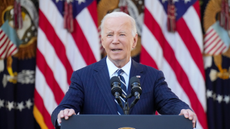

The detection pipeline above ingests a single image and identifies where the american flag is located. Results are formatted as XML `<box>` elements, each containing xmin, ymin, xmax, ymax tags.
<box><xmin>140</xmin><ymin>0</ymin><xmax>207</xmax><ymax>129</ymax></box>
<box><xmin>33</xmin><ymin>0</ymin><xmax>100</xmax><ymax>128</ymax></box>
<box><xmin>0</xmin><ymin>22</ymin><xmax>18</xmax><ymax>59</ymax></box>
<box><xmin>204</xmin><ymin>22</ymin><xmax>228</xmax><ymax>55</ymax></box>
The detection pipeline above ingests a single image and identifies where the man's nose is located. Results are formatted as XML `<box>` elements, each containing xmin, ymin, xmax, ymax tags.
<box><xmin>112</xmin><ymin>35</ymin><xmax>119</xmax><ymax>43</ymax></box>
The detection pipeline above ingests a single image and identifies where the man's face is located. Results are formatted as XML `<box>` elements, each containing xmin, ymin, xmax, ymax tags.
<box><xmin>101</xmin><ymin>16</ymin><xmax>137</xmax><ymax>67</ymax></box>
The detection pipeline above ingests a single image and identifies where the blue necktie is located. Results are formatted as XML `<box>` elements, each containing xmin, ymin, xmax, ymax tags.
<box><xmin>116</xmin><ymin>69</ymin><xmax>127</xmax><ymax>114</ymax></box>
<box><xmin>117</xmin><ymin>69</ymin><xmax>127</xmax><ymax>94</ymax></box>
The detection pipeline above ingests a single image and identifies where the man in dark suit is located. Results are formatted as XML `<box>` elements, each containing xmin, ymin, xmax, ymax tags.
<box><xmin>51</xmin><ymin>12</ymin><xmax>197</xmax><ymax>128</ymax></box>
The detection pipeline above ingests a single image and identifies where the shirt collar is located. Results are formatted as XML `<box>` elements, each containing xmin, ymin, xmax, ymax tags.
<box><xmin>106</xmin><ymin>57</ymin><xmax>131</xmax><ymax>78</ymax></box>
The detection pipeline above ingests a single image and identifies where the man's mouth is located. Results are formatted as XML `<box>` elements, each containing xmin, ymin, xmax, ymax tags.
<box><xmin>111</xmin><ymin>49</ymin><xmax>122</xmax><ymax>51</ymax></box>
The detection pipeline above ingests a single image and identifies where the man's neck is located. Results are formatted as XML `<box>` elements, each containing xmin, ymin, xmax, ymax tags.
<box><xmin>108</xmin><ymin>58</ymin><xmax>130</xmax><ymax>68</ymax></box>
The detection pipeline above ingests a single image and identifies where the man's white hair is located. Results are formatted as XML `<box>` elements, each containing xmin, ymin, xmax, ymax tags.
<box><xmin>100</xmin><ymin>12</ymin><xmax>137</xmax><ymax>37</ymax></box>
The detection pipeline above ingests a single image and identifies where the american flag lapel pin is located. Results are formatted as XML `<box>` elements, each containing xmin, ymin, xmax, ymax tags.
<box><xmin>136</xmin><ymin>75</ymin><xmax>141</xmax><ymax>78</ymax></box>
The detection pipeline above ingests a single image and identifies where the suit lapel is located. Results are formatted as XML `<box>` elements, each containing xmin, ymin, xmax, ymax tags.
<box><xmin>92</xmin><ymin>58</ymin><xmax>145</xmax><ymax>114</ymax></box>
<box><xmin>128</xmin><ymin>59</ymin><xmax>145</xmax><ymax>113</ymax></box>
<box><xmin>93</xmin><ymin>58</ymin><xmax>117</xmax><ymax>114</ymax></box>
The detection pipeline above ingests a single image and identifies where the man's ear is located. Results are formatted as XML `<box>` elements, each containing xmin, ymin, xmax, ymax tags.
<box><xmin>132</xmin><ymin>34</ymin><xmax>138</xmax><ymax>49</ymax></box>
<box><xmin>101</xmin><ymin>38</ymin><xmax>105</xmax><ymax>48</ymax></box>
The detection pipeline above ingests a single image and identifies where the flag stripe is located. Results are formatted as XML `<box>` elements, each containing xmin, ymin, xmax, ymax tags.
<box><xmin>141</xmin><ymin>24</ymin><xmax>163</xmax><ymax>69</ymax></box>
<box><xmin>39</xmin><ymin>9</ymin><xmax>73</xmax><ymax>85</ymax></box>
<box><xmin>87</xmin><ymin>0</ymin><xmax>98</xmax><ymax>27</ymax></box>
<box><xmin>0</xmin><ymin>36</ymin><xmax>8</xmax><ymax>49</ymax></box>
<box><xmin>0</xmin><ymin>34</ymin><xmax>7</xmax><ymax>47</ymax></box>
<box><xmin>36</xmin><ymin>49</ymin><xmax>65</xmax><ymax>104</ymax></box>
<box><xmin>144</xmin><ymin>8</ymin><xmax>201</xmax><ymax>110</ymax></box>
<box><xmin>177</xmin><ymin>18</ymin><xmax>205</xmax><ymax>79</ymax></box>
<box><xmin>35</xmin><ymin>65</ymin><xmax>58</xmax><ymax>129</ymax></box>
<box><xmin>213</xmin><ymin>42</ymin><xmax>225</xmax><ymax>55</ymax></box>
<box><xmin>0</xmin><ymin>30</ymin><xmax>6</xmax><ymax>39</ymax></box>
<box><xmin>142</xmin><ymin>1</ymin><xmax>208</xmax><ymax>128</ymax></box>
<box><xmin>193</xmin><ymin>0</ymin><xmax>201</xmax><ymax>19</ymax></box>
<box><xmin>220</xmin><ymin>45</ymin><xmax>227</xmax><ymax>53</ymax></box>
<box><xmin>33</xmin><ymin>106</ymin><xmax>48</xmax><ymax>129</ymax></box>
<box><xmin>5</xmin><ymin>43</ymin><xmax>14</xmax><ymax>58</ymax></box>
<box><xmin>35</xmin><ymin>66</ymin><xmax>58</xmax><ymax>114</ymax></box>
<box><xmin>141</xmin><ymin>26</ymin><xmax>191</xmax><ymax>104</ymax></box>
<box><xmin>37</xmin><ymin>28</ymin><xmax>69</xmax><ymax>94</ymax></box>
<box><xmin>86</xmin><ymin>1</ymin><xmax>100</xmax><ymax>61</ymax></box>
<box><xmin>204</xmin><ymin>34</ymin><xmax>218</xmax><ymax>49</ymax></box>
<box><xmin>34</xmin><ymin>90</ymin><xmax>54</xmax><ymax>129</ymax></box>
<box><xmin>140</xmin><ymin>46</ymin><xmax>158</xmax><ymax>69</ymax></box>
<box><xmin>203</xmin><ymin>23</ymin><xmax>228</xmax><ymax>56</ymax></box>
<box><xmin>161</xmin><ymin>59</ymin><xmax>191</xmax><ymax>105</ymax></box>
<box><xmin>183</xmin><ymin>4</ymin><xmax>203</xmax><ymax>51</ymax></box>
<box><xmin>204</xmin><ymin>29</ymin><xmax>215</xmax><ymax>45</ymax></box>
<box><xmin>166</xmin><ymin>32</ymin><xmax>206</xmax><ymax>109</ymax></box>
<box><xmin>8</xmin><ymin>46</ymin><xmax>17</xmax><ymax>57</ymax></box>
<box><xmin>76</xmin><ymin>6</ymin><xmax>100</xmax><ymax>62</ymax></box>
<box><xmin>145</xmin><ymin>0</ymin><xmax>207</xmax><ymax>107</ymax></box>
<box><xmin>0</xmin><ymin>29</ymin><xmax>18</xmax><ymax>58</ymax></box>
<box><xmin>39</xmin><ymin>0</ymin><xmax>87</xmax><ymax>71</ymax></box>
<box><xmin>35</xmin><ymin>0</ymin><xmax>100</xmax><ymax>128</ymax></box>
<box><xmin>208</xmin><ymin>40</ymin><xmax>223</xmax><ymax>54</ymax></box>
<box><xmin>0</xmin><ymin>39</ymin><xmax>10</xmax><ymax>57</ymax></box>
<box><xmin>71</xmin><ymin>20</ymin><xmax>97</xmax><ymax>65</ymax></box>
<box><xmin>205</xmin><ymin>37</ymin><xmax>221</xmax><ymax>53</ymax></box>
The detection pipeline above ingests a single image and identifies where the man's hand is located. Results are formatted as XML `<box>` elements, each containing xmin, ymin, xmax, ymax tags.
<box><xmin>179</xmin><ymin>109</ymin><xmax>197</xmax><ymax>128</ymax></box>
<box><xmin>57</xmin><ymin>109</ymin><xmax>76</xmax><ymax>124</ymax></box>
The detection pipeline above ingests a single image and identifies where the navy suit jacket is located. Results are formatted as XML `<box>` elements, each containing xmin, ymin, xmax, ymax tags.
<box><xmin>51</xmin><ymin>57</ymin><xmax>190</xmax><ymax>127</ymax></box>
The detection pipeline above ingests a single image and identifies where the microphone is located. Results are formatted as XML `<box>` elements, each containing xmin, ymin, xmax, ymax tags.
<box><xmin>110</xmin><ymin>76</ymin><xmax>123</xmax><ymax>109</ymax></box>
<box><xmin>130</xmin><ymin>76</ymin><xmax>142</xmax><ymax>108</ymax></box>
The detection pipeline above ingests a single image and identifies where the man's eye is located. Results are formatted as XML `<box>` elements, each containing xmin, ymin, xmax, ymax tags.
<box><xmin>107</xmin><ymin>34</ymin><xmax>113</xmax><ymax>37</ymax></box>
<box><xmin>120</xmin><ymin>34</ymin><xmax>125</xmax><ymax>36</ymax></box>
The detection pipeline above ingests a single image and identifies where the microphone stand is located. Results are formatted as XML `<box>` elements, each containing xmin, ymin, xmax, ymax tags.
<box><xmin>122</xmin><ymin>94</ymin><xmax>133</xmax><ymax>115</ymax></box>
<box><xmin>122</xmin><ymin>93</ymin><xmax>141</xmax><ymax>115</ymax></box>
<box><xmin>123</xmin><ymin>98</ymin><xmax>130</xmax><ymax>115</ymax></box>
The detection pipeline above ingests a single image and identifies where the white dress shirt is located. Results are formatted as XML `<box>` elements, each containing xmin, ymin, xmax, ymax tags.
<box><xmin>106</xmin><ymin>57</ymin><xmax>131</xmax><ymax>91</ymax></box>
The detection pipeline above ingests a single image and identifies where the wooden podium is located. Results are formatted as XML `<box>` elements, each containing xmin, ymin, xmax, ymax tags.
<box><xmin>61</xmin><ymin>115</ymin><xmax>193</xmax><ymax>129</ymax></box>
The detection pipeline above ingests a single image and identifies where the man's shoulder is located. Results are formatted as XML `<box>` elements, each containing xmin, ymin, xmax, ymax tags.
<box><xmin>132</xmin><ymin>59</ymin><xmax>159</xmax><ymax>72</ymax></box>
<box><xmin>74</xmin><ymin>57</ymin><xmax>106</xmax><ymax>73</ymax></box>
